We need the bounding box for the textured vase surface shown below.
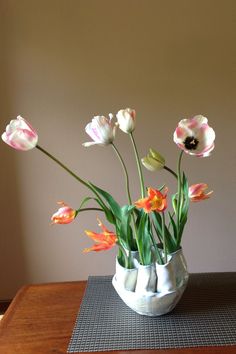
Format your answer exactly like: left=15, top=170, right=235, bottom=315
left=112, top=248, right=189, bottom=316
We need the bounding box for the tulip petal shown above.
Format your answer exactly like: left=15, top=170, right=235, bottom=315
left=189, top=183, right=213, bottom=202
left=82, top=141, right=102, bottom=147
left=83, top=115, right=116, bottom=146
left=174, top=115, right=215, bottom=157
left=51, top=202, right=76, bottom=224
left=135, top=187, right=168, bottom=213
left=116, top=108, right=136, bottom=133
left=84, top=219, right=117, bottom=253
left=2, top=116, right=38, bottom=151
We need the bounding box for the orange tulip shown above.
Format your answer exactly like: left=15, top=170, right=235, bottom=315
left=189, top=183, right=213, bottom=202
left=135, top=187, right=168, bottom=213
left=83, top=219, right=117, bottom=253
left=51, top=201, right=76, bottom=224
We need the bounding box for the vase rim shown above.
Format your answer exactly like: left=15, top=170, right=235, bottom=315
left=116, top=256, right=137, bottom=271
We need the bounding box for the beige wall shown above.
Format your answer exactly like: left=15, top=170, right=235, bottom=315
left=0, top=0, right=236, bottom=299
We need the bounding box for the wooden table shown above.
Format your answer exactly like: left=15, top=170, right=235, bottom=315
left=0, top=281, right=235, bottom=354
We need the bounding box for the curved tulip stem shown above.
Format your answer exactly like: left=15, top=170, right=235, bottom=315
left=129, top=132, right=145, bottom=198
left=161, top=212, right=167, bottom=264
left=164, top=165, right=178, bottom=179
left=36, top=145, right=104, bottom=205
left=111, top=143, right=132, bottom=205
left=112, top=144, right=143, bottom=262
left=112, top=143, right=147, bottom=264
left=117, top=242, right=130, bottom=269
left=150, top=232, right=164, bottom=265
left=176, top=150, right=184, bottom=227
left=76, top=208, right=103, bottom=215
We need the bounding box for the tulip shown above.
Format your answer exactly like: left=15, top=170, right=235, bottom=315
left=83, top=219, right=117, bottom=252
left=116, top=108, right=136, bottom=133
left=134, top=187, right=168, bottom=213
left=141, top=148, right=165, bottom=171
left=51, top=202, right=76, bottom=224
left=189, top=183, right=213, bottom=202
left=2, top=115, right=38, bottom=151
left=173, top=115, right=215, bottom=157
left=83, top=114, right=116, bottom=147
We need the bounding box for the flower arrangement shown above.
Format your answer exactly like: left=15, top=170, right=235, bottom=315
left=2, top=111, right=215, bottom=270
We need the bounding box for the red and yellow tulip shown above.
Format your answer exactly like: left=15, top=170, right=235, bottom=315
left=135, top=187, right=168, bottom=213
left=51, top=201, right=76, bottom=224
left=83, top=219, right=117, bottom=253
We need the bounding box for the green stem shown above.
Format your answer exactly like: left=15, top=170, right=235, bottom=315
left=167, top=211, right=175, bottom=230
left=111, top=143, right=132, bottom=205
left=36, top=145, right=103, bottom=205
left=76, top=208, right=103, bottom=214
left=164, top=165, right=178, bottom=179
left=129, top=132, right=145, bottom=198
left=150, top=231, right=163, bottom=265
left=134, top=222, right=145, bottom=266
left=111, top=144, right=143, bottom=264
left=117, top=242, right=129, bottom=268
left=161, top=212, right=167, bottom=264
left=176, top=150, right=184, bottom=229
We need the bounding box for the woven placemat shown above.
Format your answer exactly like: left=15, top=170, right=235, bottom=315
left=68, top=273, right=236, bottom=352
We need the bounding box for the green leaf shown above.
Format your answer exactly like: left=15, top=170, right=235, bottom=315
left=152, top=211, right=176, bottom=252
left=171, top=193, right=178, bottom=215
left=152, top=211, right=162, bottom=237
left=77, top=196, right=94, bottom=212
left=76, top=196, right=116, bottom=224
left=89, top=182, right=122, bottom=220
left=80, top=186, right=115, bottom=223
left=117, top=247, right=126, bottom=267
left=176, top=172, right=189, bottom=246
left=89, top=183, right=137, bottom=251
left=117, top=205, right=136, bottom=250
left=181, top=172, right=189, bottom=217
left=178, top=213, right=188, bottom=247
left=137, top=212, right=152, bottom=265
left=164, top=221, right=177, bottom=252
left=96, top=198, right=116, bottom=224
left=168, top=211, right=177, bottom=241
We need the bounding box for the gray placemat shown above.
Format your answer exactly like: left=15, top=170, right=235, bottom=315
left=68, top=273, right=236, bottom=352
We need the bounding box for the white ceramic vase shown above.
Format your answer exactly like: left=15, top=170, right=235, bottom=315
left=112, top=248, right=189, bottom=316
left=115, top=257, right=138, bottom=291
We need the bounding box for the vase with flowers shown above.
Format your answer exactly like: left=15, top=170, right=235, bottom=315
left=2, top=110, right=215, bottom=316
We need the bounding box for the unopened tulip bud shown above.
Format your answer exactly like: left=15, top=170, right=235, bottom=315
left=141, top=148, right=165, bottom=171
left=116, top=108, right=136, bottom=134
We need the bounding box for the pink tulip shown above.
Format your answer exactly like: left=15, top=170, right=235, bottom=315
left=173, top=115, right=215, bottom=157
left=83, top=114, right=116, bottom=147
left=51, top=202, right=76, bottom=224
left=2, top=116, right=38, bottom=151
left=116, top=108, right=136, bottom=133
left=189, top=183, right=213, bottom=202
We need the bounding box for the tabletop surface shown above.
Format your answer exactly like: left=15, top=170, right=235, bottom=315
left=0, top=280, right=235, bottom=354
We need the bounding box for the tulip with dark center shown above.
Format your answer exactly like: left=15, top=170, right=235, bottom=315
left=173, top=115, right=215, bottom=157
